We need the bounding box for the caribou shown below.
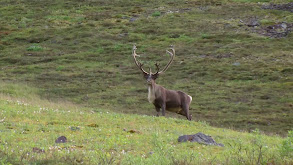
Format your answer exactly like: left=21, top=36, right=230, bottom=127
left=132, top=45, right=192, bottom=120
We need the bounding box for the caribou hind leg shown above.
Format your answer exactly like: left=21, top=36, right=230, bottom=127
left=161, top=103, right=166, bottom=116
left=181, top=104, right=192, bottom=121
left=186, top=95, right=192, bottom=120
left=180, top=95, right=192, bottom=120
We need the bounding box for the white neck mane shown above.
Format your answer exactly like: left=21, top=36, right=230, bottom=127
left=148, top=85, right=156, bottom=103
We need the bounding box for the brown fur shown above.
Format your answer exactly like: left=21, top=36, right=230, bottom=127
left=132, top=44, right=192, bottom=120
left=145, top=73, right=192, bottom=120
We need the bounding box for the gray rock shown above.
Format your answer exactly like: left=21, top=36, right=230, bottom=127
left=232, top=62, right=241, bottom=66
left=178, top=132, right=224, bottom=147
left=281, top=23, right=287, bottom=29
left=129, top=17, right=138, bottom=22
left=262, top=3, right=293, bottom=12
left=70, top=126, right=80, bottom=131
left=247, top=19, right=260, bottom=27
left=55, top=136, right=67, bottom=143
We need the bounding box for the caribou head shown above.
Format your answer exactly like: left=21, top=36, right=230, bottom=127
left=132, top=44, right=192, bottom=120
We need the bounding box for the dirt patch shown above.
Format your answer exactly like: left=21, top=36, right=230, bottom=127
left=258, top=22, right=293, bottom=38
left=0, top=31, right=11, bottom=36
left=262, top=3, right=293, bottom=12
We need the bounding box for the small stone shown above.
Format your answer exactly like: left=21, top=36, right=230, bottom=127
left=247, top=19, right=260, bottom=27
left=55, top=136, right=67, bottom=143
left=281, top=23, right=287, bottom=29
left=118, top=33, right=128, bottom=37
left=199, top=54, right=207, bottom=58
left=232, top=62, right=241, bottom=66
left=129, top=17, right=138, bottom=22
left=70, top=126, right=80, bottom=131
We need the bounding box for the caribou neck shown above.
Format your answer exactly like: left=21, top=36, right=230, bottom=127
left=147, top=81, right=158, bottom=103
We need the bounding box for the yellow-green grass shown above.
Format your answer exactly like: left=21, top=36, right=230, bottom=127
left=0, top=83, right=292, bottom=164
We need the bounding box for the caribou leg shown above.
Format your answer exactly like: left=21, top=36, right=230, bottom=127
left=161, top=103, right=166, bottom=116
left=155, top=106, right=160, bottom=117
left=182, top=104, right=192, bottom=121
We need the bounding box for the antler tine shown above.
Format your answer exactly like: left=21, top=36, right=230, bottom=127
left=157, top=45, right=175, bottom=74
left=154, top=62, right=160, bottom=74
left=132, top=44, right=149, bottom=74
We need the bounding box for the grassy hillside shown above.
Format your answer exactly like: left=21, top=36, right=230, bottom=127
left=0, top=84, right=292, bottom=164
left=0, top=0, right=292, bottom=135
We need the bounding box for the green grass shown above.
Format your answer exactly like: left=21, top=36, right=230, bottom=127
left=152, top=11, right=161, bottom=17
left=0, top=0, right=292, bottom=137
left=26, top=44, right=43, bottom=51
left=0, top=85, right=292, bottom=164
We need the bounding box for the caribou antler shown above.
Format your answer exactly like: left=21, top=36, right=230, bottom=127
left=156, top=45, right=175, bottom=75
left=132, top=44, right=175, bottom=75
left=132, top=44, right=149, bottom=74
left=131, top=44, right=192, bottom=121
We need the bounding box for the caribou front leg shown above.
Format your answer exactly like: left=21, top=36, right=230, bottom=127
left=155, top=106, right=160, bottom=117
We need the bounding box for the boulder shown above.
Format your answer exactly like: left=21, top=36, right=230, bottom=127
left=178, top=132, right=224, bottom=147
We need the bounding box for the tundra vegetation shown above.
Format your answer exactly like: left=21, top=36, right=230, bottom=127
left=0, top=83, right=292, bottom=164
left=0, top=0, right=292, bottom=164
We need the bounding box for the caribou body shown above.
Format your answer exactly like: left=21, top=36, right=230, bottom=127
left=132, top=45, right=192, bottom=120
